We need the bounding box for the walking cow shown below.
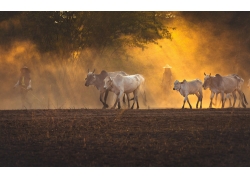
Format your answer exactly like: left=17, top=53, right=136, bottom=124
left=103, top=74, right=145, bottom=109
left=203, top=73, right=247, bottom=108
left=214, top=74, right=246, bottom=108
left=173, top=79, right=203, bottom=109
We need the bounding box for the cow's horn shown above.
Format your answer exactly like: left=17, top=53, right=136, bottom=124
left=209, top=73, right=211, bottom=76
left=204, top=72, right=206, bottom=76
left=93, top=69, right=95, bottom=74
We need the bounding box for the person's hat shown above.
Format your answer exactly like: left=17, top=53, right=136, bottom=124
left=20, top=66, right=30, bottom=72
left=163, top=64, right=172, bottom=68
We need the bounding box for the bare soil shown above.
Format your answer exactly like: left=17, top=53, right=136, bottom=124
left=0, top=108, right=250, bottom=167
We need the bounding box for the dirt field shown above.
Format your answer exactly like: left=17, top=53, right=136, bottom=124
left=0, top=108, right=250, bottom=167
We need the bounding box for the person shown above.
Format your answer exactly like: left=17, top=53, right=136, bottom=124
left=14, top=66, right=32, bottom=108
left=161, top=64, right=172, bottom=92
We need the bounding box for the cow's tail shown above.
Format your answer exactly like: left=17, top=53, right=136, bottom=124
left=138, top=75, right=147, bottom=107
left=243, top=92, right=248, bottom=105
left=237, top=90, right=247, bottom=108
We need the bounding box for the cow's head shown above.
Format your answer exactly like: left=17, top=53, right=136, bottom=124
left=85, top=69, right=96, bottom=86
left=173, top=80, right=181, bottom=91
left=104, top=76, right=113, bottom=90
left=202, top=72, right=212, bottom=90
left=173, top=80, right=186, bottom=91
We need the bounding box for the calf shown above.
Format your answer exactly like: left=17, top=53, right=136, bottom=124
left=173, top=79, right=203, bottom=109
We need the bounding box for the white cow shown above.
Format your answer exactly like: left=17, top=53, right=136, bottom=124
left=104, top=74, right=145, bottom=109
left=173, top=79, right=203, bottom=109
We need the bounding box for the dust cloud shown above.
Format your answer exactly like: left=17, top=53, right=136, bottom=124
left=1, top=12, right=250, bottom=110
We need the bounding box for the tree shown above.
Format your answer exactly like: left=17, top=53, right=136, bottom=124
left=0, top=11, right=175, bottom=58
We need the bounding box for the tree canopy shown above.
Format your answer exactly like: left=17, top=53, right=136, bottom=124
left=0, top=11, right=175, bottom=56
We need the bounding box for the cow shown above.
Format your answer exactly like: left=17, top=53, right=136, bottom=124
left=103, top=74, right=145, bottom=109
left=173, top=79, right=203, bottom=109
left=85, top=69, right=129, bottom=109
left=214, top=74, right=246, bottom=108
left=203, top=73, right=247, bottom=108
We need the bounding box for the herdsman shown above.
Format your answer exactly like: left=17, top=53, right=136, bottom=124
left=161, top=64, right=173, bottom=93
left=14, top=66, right=32, bottom=108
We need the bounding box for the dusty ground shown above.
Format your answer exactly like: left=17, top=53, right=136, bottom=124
left=0, top=108, right=250, bottom=167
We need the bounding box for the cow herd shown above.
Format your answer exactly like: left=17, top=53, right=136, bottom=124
left=85, top=69, right=249, bottom=109
left=85, top=69, right=146, bottom=109
left=173, top=73, right=248, bottom=109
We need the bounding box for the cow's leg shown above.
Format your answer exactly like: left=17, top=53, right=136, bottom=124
left=195, top=93, right=199, bottom=109
left=118, top=101, right=121, bottom=109
left=237, top=92, right=241, bottom=108
left=187, top=97, right=192, bottom=109
left=209, top=92, right=215, bottom=108
left=199, top=90, right=203, bottom=109
left=131, top=102, right=135, bottom=109
left=134, top=89, right=139, bottom=109
left=231, top=91, right=237, bottom=108
left=214, top=93, right=218, bottom=107
left=126, top=93, right=130, bottom=109
left=228, top=96, right=232, bottom=107
left=230, top=91, right=236, bottom=108
left=100, top=91, right=107, bottom=109
left=182, top=95, right=191, bottom=109
left=112, top=91, right=123, bottom=109
left=221, top=92, right=225, bottom=108
left=131, top=91, right=136, bottom=109
left=136, top=97, right=140, bottom=109
left=103, top=90, right=109, bottom=108
left=123, top=94, right=126, bottom=104
left=224, top=94, right=228, bottom=107
left=111, top=95, right=118, bottom=109
left=182, top=99, right=186, bottom=109
left=200, top=96, right=203, bottom=109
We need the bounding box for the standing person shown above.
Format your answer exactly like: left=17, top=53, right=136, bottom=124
left=14, top=66, right=32, bottom=108
left=161, top=64, right=172, bottom=92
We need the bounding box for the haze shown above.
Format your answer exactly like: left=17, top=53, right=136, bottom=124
left=0, top=11, right=250, bottom=109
